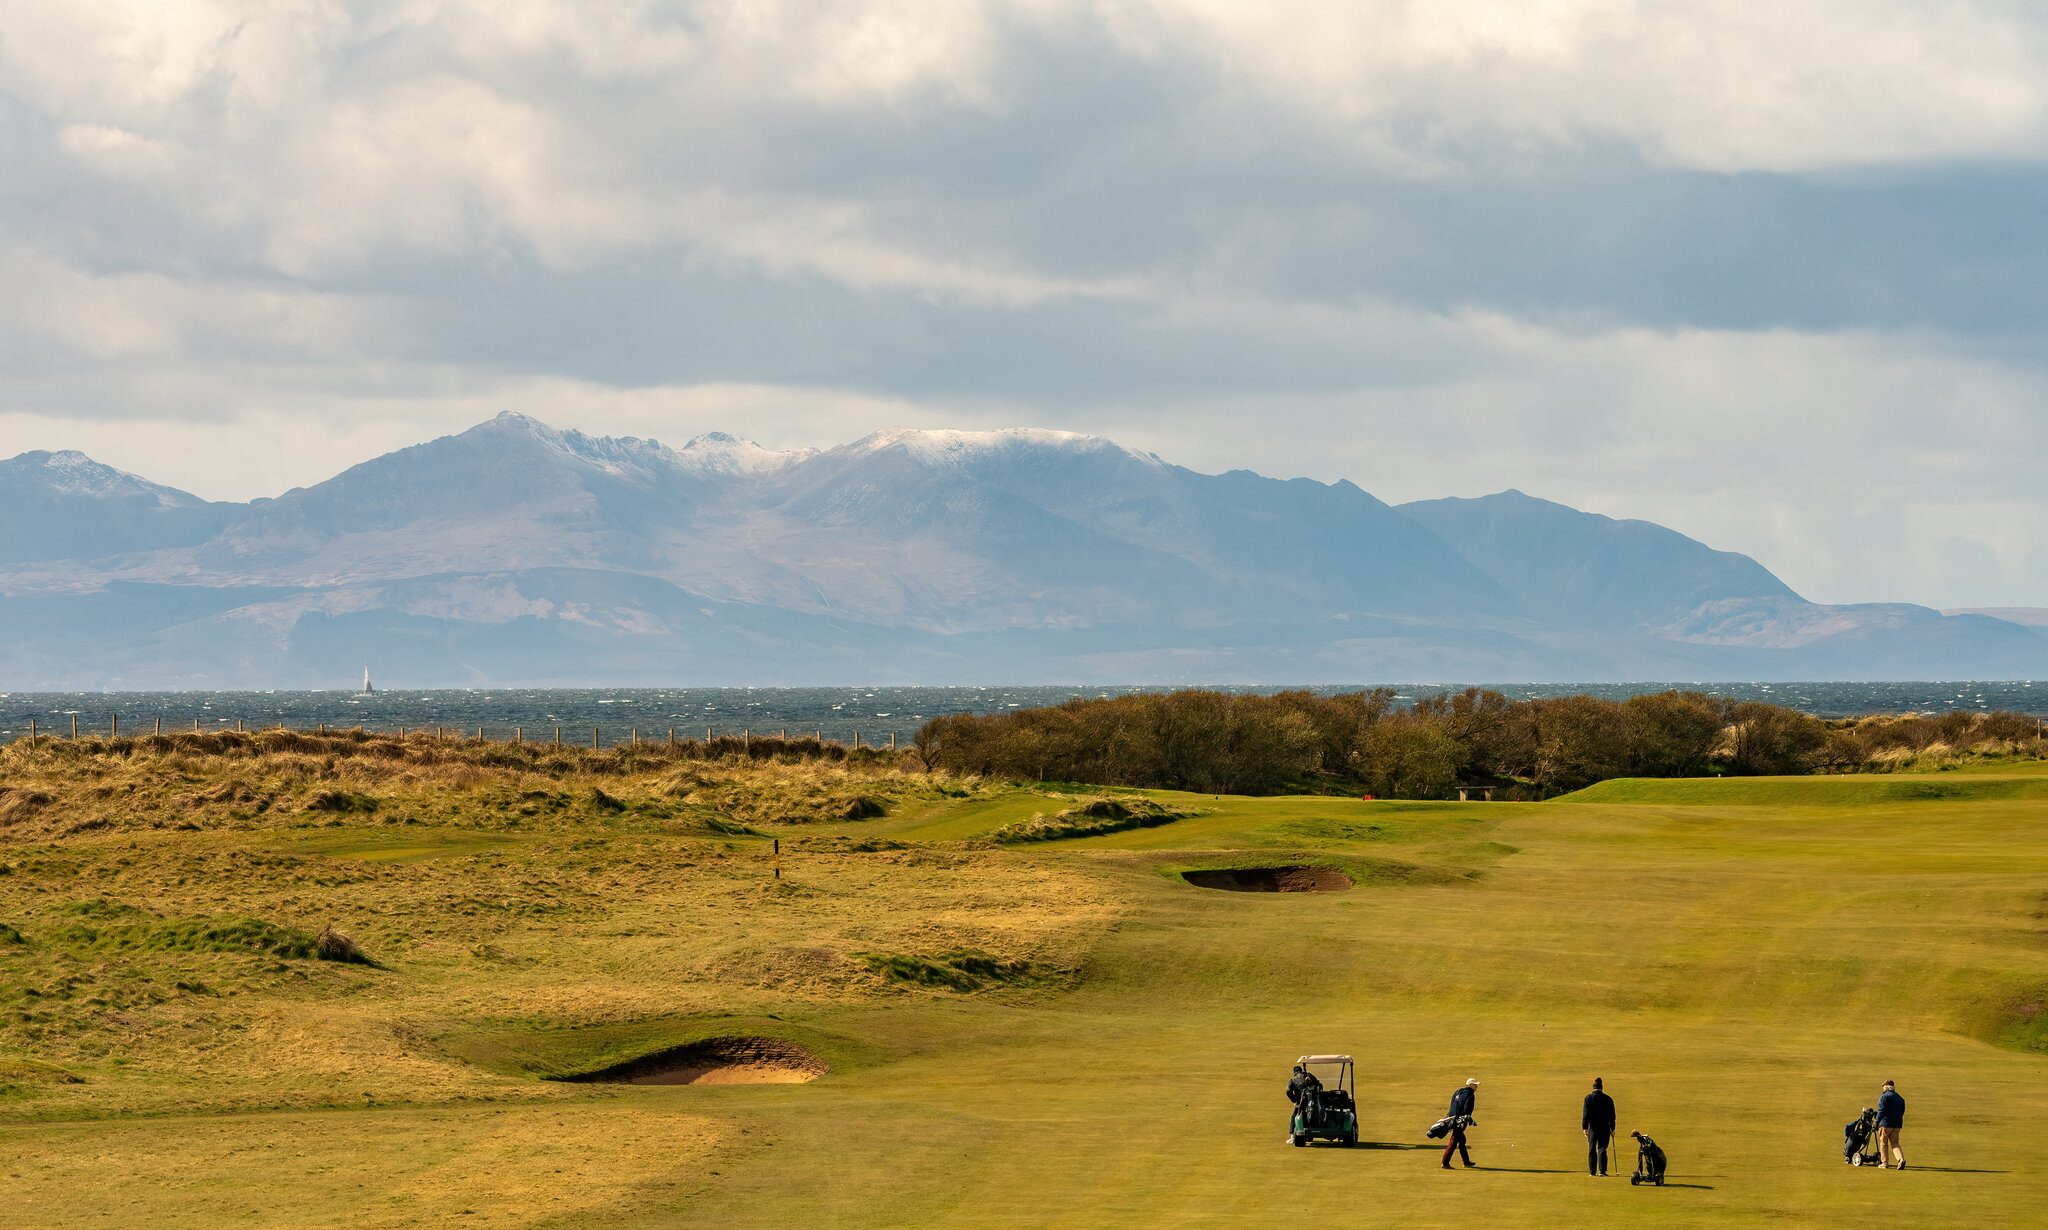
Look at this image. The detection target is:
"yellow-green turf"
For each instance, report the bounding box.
[2,759,2044,1228]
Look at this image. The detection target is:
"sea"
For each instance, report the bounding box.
[0,682,2042,747]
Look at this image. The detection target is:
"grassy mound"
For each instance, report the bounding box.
[53,900,378,965]
[990,796,1184,843]
[860,949,1033,992]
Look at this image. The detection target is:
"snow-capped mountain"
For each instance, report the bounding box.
[0,450,232,567]
[0,415,2040,687]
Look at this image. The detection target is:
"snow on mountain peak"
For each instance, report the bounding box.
[678,431,811,477]
[3,449,201,507]
[853,427,1158,469]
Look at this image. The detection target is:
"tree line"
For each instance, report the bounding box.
[911,688,2045,798]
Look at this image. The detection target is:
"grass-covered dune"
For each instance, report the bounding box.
[1,732,2044,1227]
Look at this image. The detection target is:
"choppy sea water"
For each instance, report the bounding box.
[0,682,2042,747]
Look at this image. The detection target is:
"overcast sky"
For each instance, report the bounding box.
[2,1,2046,607]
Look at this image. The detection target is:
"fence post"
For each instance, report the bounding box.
[155,716,162,735]
[890,732,897,750]
[111,713,118,738]
[71,714,78,739]
[515,726,522,743]
[194,717,200,733]
[554,725,561,747]
[668,727,675,748]
[28,718,35,749]
[592,726,599,750]
[632,727,638,746]
[744,728,750,752]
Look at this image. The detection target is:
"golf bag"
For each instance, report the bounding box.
[1426,1114,1471,1141]
[1296,1088,1325,1132]
[1844,1109,1881,1166]
[1628,1132,1666,1186]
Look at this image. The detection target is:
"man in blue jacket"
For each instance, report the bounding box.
[1441,1079,1478,1169]
[1582,1077,1617,1176]
[1876,1081,1906,1170]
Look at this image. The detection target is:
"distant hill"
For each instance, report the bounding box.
[1,415,2041,687]
[1947,607,2048,632]
[0,450,232,566]
[1395,489,1798,631]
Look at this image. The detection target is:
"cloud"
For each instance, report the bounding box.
[2,0,2047,608]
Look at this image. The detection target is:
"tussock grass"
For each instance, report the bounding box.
[859,949,1033,992]
[989,796,1184,843]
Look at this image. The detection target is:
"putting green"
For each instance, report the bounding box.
[2,764,2043,1227]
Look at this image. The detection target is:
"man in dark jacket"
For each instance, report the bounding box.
[1285,1064,1322,1140]
[1582,1077,1617,1176]
[1876,1081,1906,1169]
[1441,1079,1478,1168]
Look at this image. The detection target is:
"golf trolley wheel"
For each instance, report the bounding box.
[1629,1175,1640,1186]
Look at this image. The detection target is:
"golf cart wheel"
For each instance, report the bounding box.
[1344,1133,1356,1148]
[1291,1134,1306,1147]
[1655,1176,1665,1187]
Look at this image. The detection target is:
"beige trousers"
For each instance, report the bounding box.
[1878,1126,1903,1167]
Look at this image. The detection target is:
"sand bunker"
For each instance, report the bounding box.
[563,1036,826,1086]
[1181,866,1353,893]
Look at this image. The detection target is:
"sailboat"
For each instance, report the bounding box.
[359,665,375,696]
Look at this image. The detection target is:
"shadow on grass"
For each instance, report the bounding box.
[1895,1165,2005,1174]
[1354,1142,1437,1151]
[1659,1182,1716,1190]
[1467,1166,1573,1174]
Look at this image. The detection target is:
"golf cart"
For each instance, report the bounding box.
[1289,1054,1358,1147]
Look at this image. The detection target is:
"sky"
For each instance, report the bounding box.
[2,1,2046,608]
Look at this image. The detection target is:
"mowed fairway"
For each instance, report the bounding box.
[2,752,2044,1228]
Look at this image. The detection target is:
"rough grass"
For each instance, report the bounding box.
[859,949,1034,992]
[988,795,1185,843]
[1,736,2045,1228]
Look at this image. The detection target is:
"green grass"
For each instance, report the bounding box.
[1,743,2044,1228]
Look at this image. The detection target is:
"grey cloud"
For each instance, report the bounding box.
[3,2,2048,610]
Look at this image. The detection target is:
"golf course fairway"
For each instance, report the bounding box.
[1,742,2043,1227]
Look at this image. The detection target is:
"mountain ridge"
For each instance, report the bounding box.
[1,416,2039,687]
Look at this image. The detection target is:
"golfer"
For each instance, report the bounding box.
[1876,1080,1906,1170]
[1582,1077,1616,1176]
[1285,1063,1321,1141]
[1441,1079,1478,1169]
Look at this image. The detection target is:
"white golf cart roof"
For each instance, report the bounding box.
[1297,1055,1352,1065]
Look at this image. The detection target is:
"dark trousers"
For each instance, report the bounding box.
[1441,1126,1471,1167]
[1587,1130,1611,1175]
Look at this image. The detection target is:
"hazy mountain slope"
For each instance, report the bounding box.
[744,429,1511,630]
[1948,607,2048,635]
[0,419,2041,687]
[1397,489,1799,630]
[0,450,232,566]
